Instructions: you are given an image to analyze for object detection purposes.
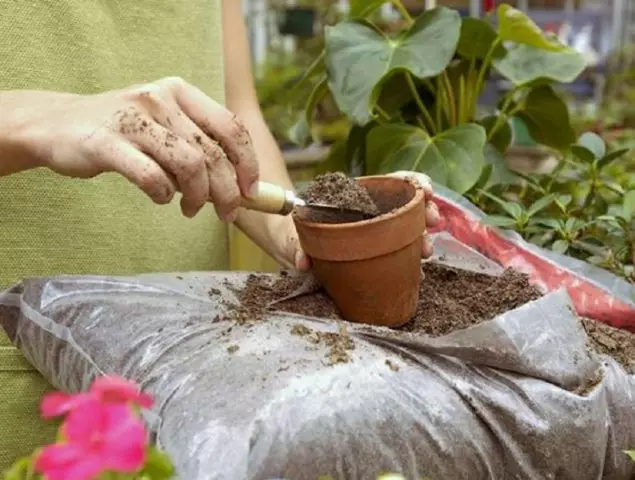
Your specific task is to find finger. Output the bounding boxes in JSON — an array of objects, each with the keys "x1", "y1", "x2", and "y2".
[
  {"x1": 152, "y1": 107, "x2": 242, "y2": 221},
  {"x1": 206, "y1": 147, "x2": 242, "y2": 222},
  {"x1": 103, "y1": 140, "x2": 177, "y2": 205},
  {"x1": 126, "y1": 119, "x2": 210, "y2": 218},
  {"x1": 295, "y1": 249, "x2": 312, "y2": 272},
  {"x1": 422, "y1": 233, "x2": 434, "y2": 259},
  {"x1": 426, "y1": 201, "x2": 441, "y2": 228},
  {"x1": 159, "y1": 77, "x2": 259, "y2": 197}
]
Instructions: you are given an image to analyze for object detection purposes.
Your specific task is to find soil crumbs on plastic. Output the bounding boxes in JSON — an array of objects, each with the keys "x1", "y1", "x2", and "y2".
[
  {"x1": 581, "y1": 317, "x2": 634, "y2": 373},
  {"x1": 218, "y1": 263, "x2": 634, "y2": 372},
  {"x1": 299, "y1": 172, "x2": 380, "y2": 216}
]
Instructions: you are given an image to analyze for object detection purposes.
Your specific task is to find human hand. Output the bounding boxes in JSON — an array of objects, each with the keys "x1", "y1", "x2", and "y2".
[
  {"x1": 12, "y1": 77, "x2": 259, "y2": 220},
  {"x1": 275, "y1": 171, "x2": 441, "y2": 271}
]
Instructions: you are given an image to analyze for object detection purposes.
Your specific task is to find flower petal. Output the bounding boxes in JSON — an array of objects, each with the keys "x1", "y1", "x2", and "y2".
[
  {"x1": 62, "y1": 398, "x2": 107, "y2": 442},
  {"x1": 53, "y1": 454, "x2": 105, "y2": 480},
  {"x1": 102, "y1": 404, "x2": 147, "y2": 471},
  {"x1": 91, "y1": 375, "x2": 153, "y2": 408},
  {"x1": 35, "y1": 443, "x2": 84, "y2": 473}
]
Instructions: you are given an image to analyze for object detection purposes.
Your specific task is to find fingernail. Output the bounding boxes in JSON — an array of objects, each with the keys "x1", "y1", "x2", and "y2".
[
  {"x1": 427, "y1": 202, "x2": 441, "y2": 224},
  {"x1": 294, "y1": 250, "x2": 310, "y2": 271},
  {"x1": 246, "y1": 181, "x2": 259, "y2": 199}
]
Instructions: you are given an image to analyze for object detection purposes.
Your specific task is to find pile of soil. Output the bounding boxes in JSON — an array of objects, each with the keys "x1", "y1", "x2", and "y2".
[
  {"x1": 299, "y1": 172, "x2": 380, "y2": 217},
  {"x1": 216, "y1": 263, "x2": 634, "y2": 373}
]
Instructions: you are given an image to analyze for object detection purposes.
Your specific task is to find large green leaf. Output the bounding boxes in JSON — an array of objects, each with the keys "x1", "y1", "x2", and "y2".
[
  {"x1": 497, "y1": 4, "x2": 566, "y2": 51},
  {"x1": 457, "y1": 17, "x2": 504, "y2": 60},
  {"x1": 515, "y1": 85, "x2": 575, "y2": 151},
  {"x1": 324, "y1": 7, "x2": 461, "y2": 125},
  {"x1": 365, "y1": 123, "x2": 486, "y2": 193},
  {"x1": 483, "y1": 142, "x2": 516, "y2": 186},
  {"x1": 478, "y1": 115, "x2": 513, "y2": 153},
  {"x1": 494, "y1": 44, "x2": 586, "y2": 86},
  {"x1": 349, "y1": 0, "x2": 386, "y2": 18}
]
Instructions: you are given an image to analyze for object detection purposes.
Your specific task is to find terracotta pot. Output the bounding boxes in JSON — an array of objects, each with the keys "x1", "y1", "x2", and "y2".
[{"x1": 292, "y1": 175, "x2": 426, "y2": 327}]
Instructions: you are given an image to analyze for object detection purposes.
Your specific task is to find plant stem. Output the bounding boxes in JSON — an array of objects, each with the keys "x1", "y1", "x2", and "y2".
[
  {"x1": 391, "y1": 0, "x2": 413, "y2": 26},
  {"x1": 441, "y1": 71, "x2": 457, "y2": 126},
  {"x1": 374, "y1": 104, "x2": 392, "y2": 122},
  {"x1": 474, "y1": 38, "x2": 501, "y2": 104},
  {"x1": 465, "y1": 56, "x2": 477, "y2": 118},
  {"x1": 436, "y1": 76, "x2": 443, "y2": 129},
  {"x1": 406, "y1": 73, "x2": 437, "y2": 133},
  {"x1": 486, "y1": 89, "x2": 520, "y2": 142}
]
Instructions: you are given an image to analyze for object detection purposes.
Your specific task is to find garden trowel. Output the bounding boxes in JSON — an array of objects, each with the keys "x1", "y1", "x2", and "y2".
[{"x1": 240, "y1": 181, "x2": 374, "y2": 222}]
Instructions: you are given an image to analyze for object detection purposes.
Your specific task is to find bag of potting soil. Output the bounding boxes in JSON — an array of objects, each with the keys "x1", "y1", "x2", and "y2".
[{"x1": 1, "y1": 190, "x2": 635, "y2": 480}]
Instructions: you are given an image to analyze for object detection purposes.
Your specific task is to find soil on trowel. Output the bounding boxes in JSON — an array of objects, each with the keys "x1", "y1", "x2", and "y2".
[{"x1": 299, "y1": 172, "x2": 380, "y2": 217}]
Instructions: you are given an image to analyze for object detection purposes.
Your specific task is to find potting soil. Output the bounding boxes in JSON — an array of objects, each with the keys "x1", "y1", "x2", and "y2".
[
  {"x1": 298, "y1": 171, "x2": 380, "y2": 216},
  {"x1": 1, "y1": 232, "x2": 634, "y2": 480}
]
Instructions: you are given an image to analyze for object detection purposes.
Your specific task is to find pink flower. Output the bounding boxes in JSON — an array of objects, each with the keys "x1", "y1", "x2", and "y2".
[
  {"x1": 40, "y1": 375, "x2": 153, "y2": 419},
  {"x1": 90, "y1": 376, "x2": 153, "y2": 409},
  {"x1": 35, "y1": 398, "x2": 146, "y2": 480}
]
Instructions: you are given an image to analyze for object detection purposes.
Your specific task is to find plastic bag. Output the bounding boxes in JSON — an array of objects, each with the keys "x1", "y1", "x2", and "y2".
[
  {"x1": 1, "y1": 231, "x2": 634, "y2": 480},
  {"x1": 1, "y1": 185, "x2": 634, "y2": 480}
]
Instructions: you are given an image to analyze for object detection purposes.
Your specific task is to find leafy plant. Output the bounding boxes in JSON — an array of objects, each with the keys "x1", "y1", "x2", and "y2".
[
  {"x1": 293, "y1": 2, "x2": 586, "y2": 194},
  {"x1": 478, "y1": 132, "x2": 635, "y2": 281}
]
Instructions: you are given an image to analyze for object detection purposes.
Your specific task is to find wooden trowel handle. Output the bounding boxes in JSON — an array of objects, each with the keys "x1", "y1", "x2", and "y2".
[{"x1": 240, "y1": 181, "x2": 297, "y2": 215}]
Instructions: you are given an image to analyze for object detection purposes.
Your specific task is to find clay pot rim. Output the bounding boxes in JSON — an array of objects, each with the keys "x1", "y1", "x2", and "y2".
[{"x1": 292, "y1": 175, "x2": 424, "y2": 230}]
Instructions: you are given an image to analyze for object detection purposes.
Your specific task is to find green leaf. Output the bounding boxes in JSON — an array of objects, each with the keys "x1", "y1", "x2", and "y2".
[
  {"x1": 137, "y1": 448, "x2": 175, "y2": 479},
  {"x1": 305, "y1": 77, "x2": 329, "y2": 128},
  {"x1": 288, "y1": 118, "x2": 311, "y2": 148},
  {"x1": 289, "y1": 52, "x2": 325, "y2": 101},
  {"x1": 457, "y1": 18, "x2": 503, "y2": 59},
  {"x1": 469, "y1": 164, "x2": 493, "y2": 193},
  {"x1": 557, "y1": 194, "x2": 572, "y2": 209},
  {"x1": 479, "y1": 115, "x2": 513, "y2": 153},
  {"x1": 536, "y1": 218, "x2": 560, "y2": 229},
  {"x1": 366, "y1": 123, "x2": 486, "y2": 194},
  {"x1": 598, "y1": 148, "x2": 630, "y2": 170},
  {"x1": 552, "y1": 239, "x2": 570, "y2": 254},
  {"x1": 481, "y1": 191, "x2": 524, "y2": 219},
  {"x1": 576, "y1": 132, "x2": 606, "y2": 160},
  {"x1": 375, "y1": 73, "x2": 420, "y2": 117},
  {"x1": 497, "y1": 4, "x2": 566, "y2": 51},
  {"x1": 315, "y1": 139, "x2": 349, "y2": 174},
  {"x1": 349, "y1": 0, "x2": 386, "y2": 18},
  {"x1": 494, "y1": 44, "x2": 586, "y2": 86},
  {"x1": 324, "y1": 7, "x2": 461, "y2": 125},
  {"x1": 623, "y1": 190, "x2": 635, "y2": 220},
  {"x1": 515, "y1": 85, "x2": 575, "y2": 151},
  {"x1": 571, "y1": 145, "x2": 596, "y2": 164},
  {"x1": 483, "y1": 143, "x2": 516, "y2": 186},
  {"x1": 527, "y1": 193, "x2": 557, "y2": 217},
  {"x1": 624, "y1": 450, "x2": 635, "y2": 462},
  {"x1": 483, "y1": 215, "x2": 518, "y2": 228},
  {"x1": 346, "y1": 124, "x2": 373, "y2": 176}
]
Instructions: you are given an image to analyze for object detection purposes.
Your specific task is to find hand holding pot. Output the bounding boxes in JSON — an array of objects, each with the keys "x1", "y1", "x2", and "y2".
[{"x1": 3, "y1": 77, "x2": 259, "y2": 221}]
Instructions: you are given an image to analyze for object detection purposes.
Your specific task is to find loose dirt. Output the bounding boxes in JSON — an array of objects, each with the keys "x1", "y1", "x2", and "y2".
[
  {"x1": 217, "y1": 263, "x2": 634, "y2": 373},
  {"x1": 299, "y1": 172, "x2": 380, "y2": 217}
]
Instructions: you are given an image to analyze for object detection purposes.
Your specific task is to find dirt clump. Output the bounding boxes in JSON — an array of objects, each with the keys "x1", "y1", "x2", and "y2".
[
  {"x1": 299, "y1": 172, "x2": 380, "y2": 216},
  {"x1": 290, "y1": 322, "x2": 354, "y2": 365},
  {"x1": 581, "y1": 317, "x2": 634, "y2": 373},
  {"x1": 400, "y1": 263, "x2": 543, "y2": 337}
]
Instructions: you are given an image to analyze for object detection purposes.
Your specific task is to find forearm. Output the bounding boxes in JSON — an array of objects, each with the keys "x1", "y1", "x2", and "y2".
[
  {"x1": 233, "y1": 106, "x2": 295, "y2": 266},
  {"x1": 0, "y1": 91, "x2": 43, "y2": 176}
]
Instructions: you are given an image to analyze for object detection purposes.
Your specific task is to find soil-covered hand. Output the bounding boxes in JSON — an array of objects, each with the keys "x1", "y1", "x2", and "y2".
[
  {"x1": 277, "y1": 172, "x2": 441, "y2": 271},
  {"x1": 11, "y1": 77, "x2": 259, "y2": 220}
]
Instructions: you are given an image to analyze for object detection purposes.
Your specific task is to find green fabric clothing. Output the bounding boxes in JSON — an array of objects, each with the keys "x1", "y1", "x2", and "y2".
[{"x1": 0, "y1": 0, "x2": 226, "y2": 470}]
